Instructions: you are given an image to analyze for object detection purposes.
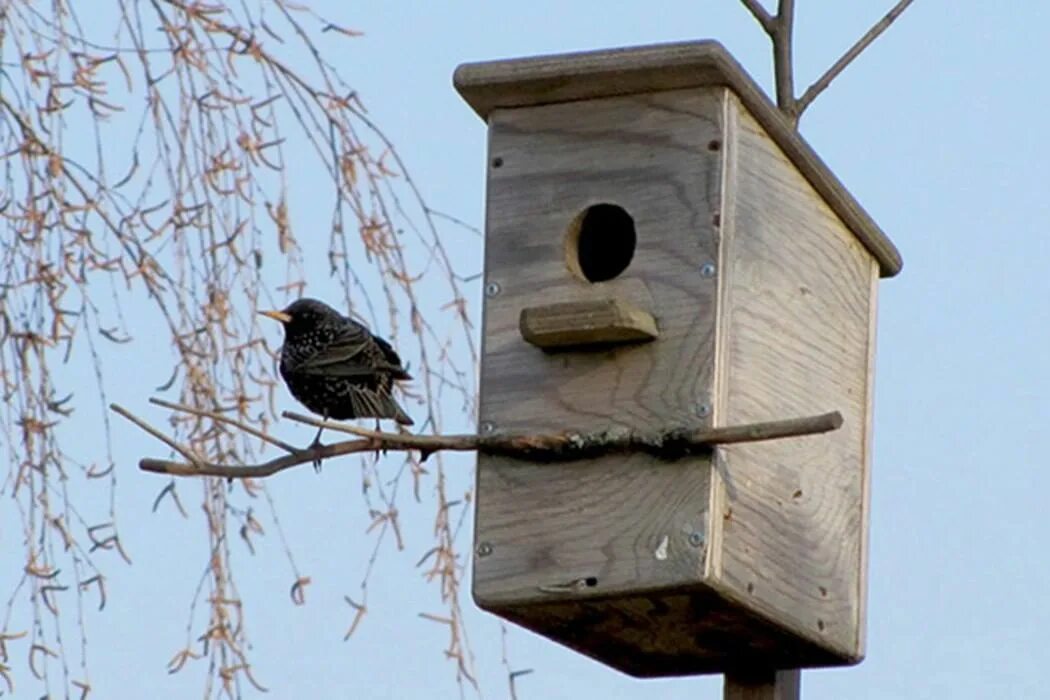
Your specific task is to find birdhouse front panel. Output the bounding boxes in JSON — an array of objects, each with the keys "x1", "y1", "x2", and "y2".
[{"x1": 475, "y1": 87, "x2": 726, "y2": 611}]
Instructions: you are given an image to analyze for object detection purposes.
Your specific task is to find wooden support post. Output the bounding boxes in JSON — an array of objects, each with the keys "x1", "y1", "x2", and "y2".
[{"x1": 724, "y1": 669, "x2": 801, "y2": 700}]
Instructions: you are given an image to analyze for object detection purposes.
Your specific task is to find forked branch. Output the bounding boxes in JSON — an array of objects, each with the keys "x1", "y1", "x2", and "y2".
[
  {"x1": 110, "y1": 400, "x2": 844, "y2": 479},
  {"x1": 739, "y1": 0, "x2": 916, "y2": 125},
  {"x1": 739, "y1": 0, "x2": 774, "y2": 32}
]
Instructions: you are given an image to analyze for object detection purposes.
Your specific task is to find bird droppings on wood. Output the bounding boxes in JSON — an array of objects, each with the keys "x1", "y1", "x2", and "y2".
[{"x1": 654, "y1": 535, "x2": 670, "y2": 561}]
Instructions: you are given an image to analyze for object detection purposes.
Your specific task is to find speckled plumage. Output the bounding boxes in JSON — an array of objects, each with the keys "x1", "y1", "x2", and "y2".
[{"x1": 264, "y1": 298, "x2": 413, "y2": 426}]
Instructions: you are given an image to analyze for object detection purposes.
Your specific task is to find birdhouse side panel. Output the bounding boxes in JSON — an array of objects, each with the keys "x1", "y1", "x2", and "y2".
[
  {"x1": 475, "y1": 88, "x2": 726, "y2": 604},
  {"x1": 711, "y1": 97, "x2": 879, "y2": 660}
]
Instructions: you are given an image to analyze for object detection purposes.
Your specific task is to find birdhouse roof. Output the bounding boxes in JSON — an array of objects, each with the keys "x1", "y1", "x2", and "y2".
[{"x1": 454, "y1": 40, "x2": 901, "y2": 277}]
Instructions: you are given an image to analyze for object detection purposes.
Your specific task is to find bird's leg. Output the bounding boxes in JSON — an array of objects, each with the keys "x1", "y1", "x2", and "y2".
[
  {"x1": 309, "y1": 416, "x2": 326, "y2": 473},
  {"x1": 373, "y1": 419, "x2": 383, "y2": 461}
]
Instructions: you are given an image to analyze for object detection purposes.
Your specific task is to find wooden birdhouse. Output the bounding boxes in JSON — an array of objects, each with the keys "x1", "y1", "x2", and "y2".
[{"x1": 454, "y1": 40, "x2": 901, "y2": 677}]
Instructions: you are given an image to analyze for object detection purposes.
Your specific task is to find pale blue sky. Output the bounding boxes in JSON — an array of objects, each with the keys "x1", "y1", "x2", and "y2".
[{"x1": 7, "y1": 2, "x2": 1050, "y2": 698}]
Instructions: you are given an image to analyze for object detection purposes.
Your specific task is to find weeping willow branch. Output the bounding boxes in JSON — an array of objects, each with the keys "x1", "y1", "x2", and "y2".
[{"x1": 111, "y1": 401, "x2": 843, "y2": 479}]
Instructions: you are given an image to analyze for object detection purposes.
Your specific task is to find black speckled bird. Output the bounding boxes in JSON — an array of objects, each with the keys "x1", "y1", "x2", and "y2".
[{"x1": 260, "y1": 299, "x2": 413, "y2": 445}]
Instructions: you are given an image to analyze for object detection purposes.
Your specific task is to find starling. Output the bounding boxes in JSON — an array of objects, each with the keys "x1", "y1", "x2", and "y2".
[{"x1": 260, "y1": 299, "x2": 413, "y2": 461}]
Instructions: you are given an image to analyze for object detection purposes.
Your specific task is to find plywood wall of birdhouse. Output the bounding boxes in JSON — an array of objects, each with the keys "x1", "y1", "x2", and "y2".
[
  {"x1": 474, "y1": 88, "x2": 725, "y2": 605},
  {"x1": 707, "y1": 94, "x2": 880, "y2": 661}
]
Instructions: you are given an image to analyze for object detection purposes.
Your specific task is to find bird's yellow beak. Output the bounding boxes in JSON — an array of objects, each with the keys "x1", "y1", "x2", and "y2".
[{"x1": 258, "y1": 309, "x2": 292, "y2": 323}]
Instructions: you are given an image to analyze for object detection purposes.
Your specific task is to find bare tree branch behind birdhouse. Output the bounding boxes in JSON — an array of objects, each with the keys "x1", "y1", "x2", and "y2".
[
  {"x1": 0, "y1": 1, "x2": 478, "y2": 696},
  {"x1": 739, "y1": 0, "x2": 916, "y2": 125}
]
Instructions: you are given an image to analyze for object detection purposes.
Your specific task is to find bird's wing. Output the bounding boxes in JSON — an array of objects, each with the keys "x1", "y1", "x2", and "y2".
[
  {"x1": 372, "y1": 335, "x2": 412, "y2": 380},
  {"x1": 292, "y1": 322, "x2": 408, "y2": 378}
]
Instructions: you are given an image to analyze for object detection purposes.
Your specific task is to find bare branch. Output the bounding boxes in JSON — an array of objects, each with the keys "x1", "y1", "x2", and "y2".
[
  {"x1": 771, "y1": 0, "x2": 797, "y2": 119},
  {"x1": 148, "y1": 398, "x2": 300, "y2": 455},
  {"x1": 117, "y1": 404, "x2": 844, "y2": 479},
  {"x1": 108, "y1": 404, "x2": 204, "y2": 468},
  {"x1": 739, "y1": 0, "x2": 799, "y2": 121},
  {"x1": 797, "y1": 0, "x2": 916, "y2": 116},
  {"x1": 739, "y1": 0, "x2": 775, "y2": 33}
]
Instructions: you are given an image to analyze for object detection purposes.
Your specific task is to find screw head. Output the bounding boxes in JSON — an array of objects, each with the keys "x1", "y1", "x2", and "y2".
[
  {"x1": 479, "y1": 420, "x2": 496, "y2": 434},
  {"x1": 484, "y1": 281, "x2": 501, "y2": 298},
  {"x1": 688, "y1": 532, "x2": 704, "y2": 547},
  {"x1": 696, "y1": 403, "x2": 712, "y2": 418},
  {"x1": 476, "y1": 542, "x2": 493, "y2": 557},
  {"x1": 700, "y1": 262, "x2": 717, "y2": 278}
]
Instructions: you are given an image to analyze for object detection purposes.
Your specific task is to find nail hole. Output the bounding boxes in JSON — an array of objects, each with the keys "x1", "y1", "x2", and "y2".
[
  {"x1": 491, "y1": 156, "x2": 504, "y2": 168},
  {"x1": 565, "y1": 203, "x2": 636, "y2": 283},
  {"x1": 746, "y1": 582, "x2": 754, "y2": 594},
  {"x1": 707, "y1": 139, "x2": 721, "y2": 151},
  {"x1": 817, "y1": 619, "x2": 825, "y2": 631},
  {"x1": 584, "y1": 576, "x2": 598, "y2": 587}
]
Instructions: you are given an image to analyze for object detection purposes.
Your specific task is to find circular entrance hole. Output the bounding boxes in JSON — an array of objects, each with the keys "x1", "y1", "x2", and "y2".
[{"x1": 565, "y1": 203, "x2": 636, "y2": 283}]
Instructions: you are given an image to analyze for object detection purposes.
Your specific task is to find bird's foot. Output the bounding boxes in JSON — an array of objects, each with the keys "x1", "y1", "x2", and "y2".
[
  {"x1": 374, "y1": 420, "x2": 386, "y2": 459},
  {"x1": 307, "y1": 436, "x2": 324, "y2": 473},
  {"x1": 308, "y1": 424, "x2": 326, "y2": 473}
]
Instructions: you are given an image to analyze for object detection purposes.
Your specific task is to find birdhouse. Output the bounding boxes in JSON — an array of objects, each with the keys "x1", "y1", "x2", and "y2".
[{"x1": 454, "y1": 41, "x2": 901, "y2": 677}]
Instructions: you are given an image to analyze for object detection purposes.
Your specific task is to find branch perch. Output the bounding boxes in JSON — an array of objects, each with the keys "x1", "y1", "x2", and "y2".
[{"x1": 110, "y1": 400, "x2": 843, "y2": 480}]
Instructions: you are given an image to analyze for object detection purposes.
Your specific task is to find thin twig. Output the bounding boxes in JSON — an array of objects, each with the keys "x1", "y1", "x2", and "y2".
[
  {"x1": 109, "y1": 404, "x2": 204, "y2": 467},
  {"x1": 283, "y1": 411, "x2": 382, "y2": 438},
  {"x1": 796, "y1": 0, "x2": 916, "y2": 115},
  {"x1": 739, "y1": 0, "x2": 774, "y2": 33},
  {"x1": 149, "y1": 397, "x2": 300, "y2": 454},
  {"x1": 119, "y1": 405, "x2": 844, "y2": 479}
]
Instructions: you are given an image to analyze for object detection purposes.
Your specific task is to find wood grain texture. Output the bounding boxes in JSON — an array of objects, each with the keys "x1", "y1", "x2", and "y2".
[
  {"x1": 711, "y1": 93, "x2": 878, "y2": 661},
  {"x1": 453, "y1": 40, "x2": 901, "y2": 277},
  {"x1": 497, "y1": 589, "x2": 840, "y2": 678},
  {"x1": 519, "y1": 298, "x2": 658, "y2": 350},
  {"x1": 724, "y1": 670, "x2": 801, "y2": 700},
  {"x1": 474, "y1": 88, "x2": 723, "y2": 607}
]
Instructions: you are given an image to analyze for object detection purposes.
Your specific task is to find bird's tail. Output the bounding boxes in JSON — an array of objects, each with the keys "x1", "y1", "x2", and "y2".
[{"x1": 349, "y1": 386, "x2": 414, "y2": 426}]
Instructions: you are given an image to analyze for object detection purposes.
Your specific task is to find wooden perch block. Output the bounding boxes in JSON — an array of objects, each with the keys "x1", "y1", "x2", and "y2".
[{"x1": 519, "y1": 298, "x2": 658, "y2": 350}]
